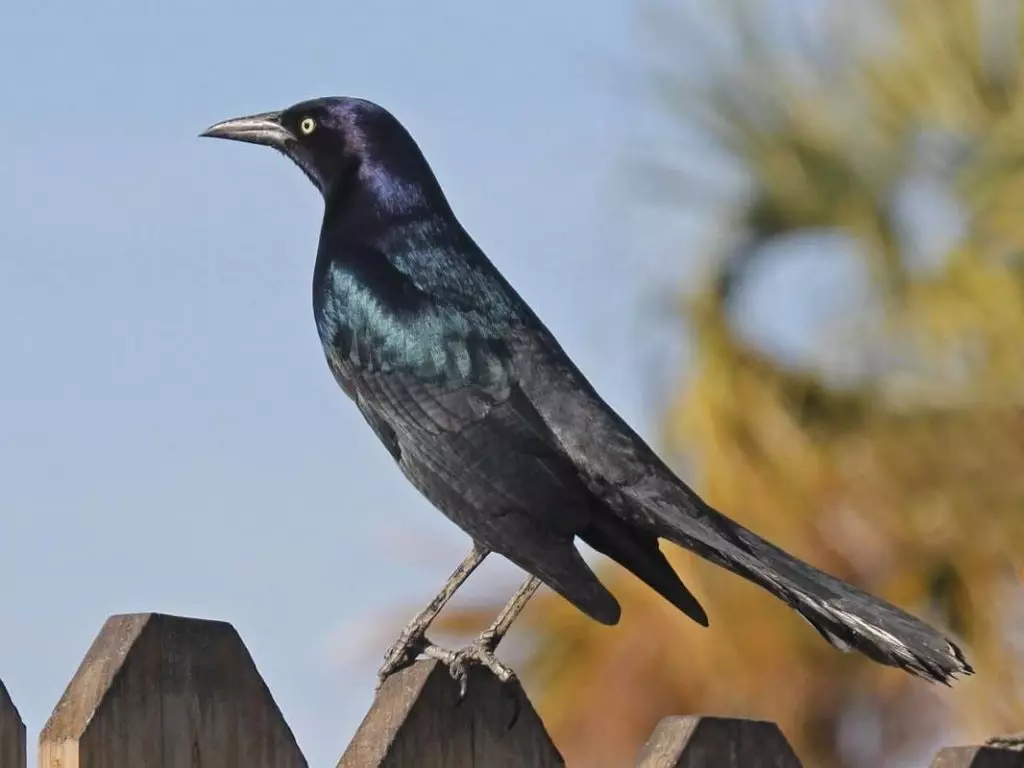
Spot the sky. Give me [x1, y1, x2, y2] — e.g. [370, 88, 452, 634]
[0, 1, 827, 764]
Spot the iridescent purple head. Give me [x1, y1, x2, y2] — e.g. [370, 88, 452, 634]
[201, 96, 436, 208]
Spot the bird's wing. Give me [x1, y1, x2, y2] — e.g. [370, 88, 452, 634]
[348, 348, 586, 540]
[514, 325, 971, 683]
[318, 258, 620, 623]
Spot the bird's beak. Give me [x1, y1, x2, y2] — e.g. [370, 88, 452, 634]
[199, 110, 293, 148]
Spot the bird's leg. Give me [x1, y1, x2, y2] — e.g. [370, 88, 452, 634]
[422, 575, 541, 698]
[477, 575, 541, 652]
[377, 545, 489, 687]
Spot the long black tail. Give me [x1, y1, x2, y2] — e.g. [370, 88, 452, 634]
[640, 484, 972, 684]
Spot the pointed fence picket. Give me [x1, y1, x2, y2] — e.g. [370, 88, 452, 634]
[0, 612, 1015, 767]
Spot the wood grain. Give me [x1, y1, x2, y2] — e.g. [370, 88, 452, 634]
[338, 659, 563, 768]
[39, 612, 306, 768]
[635, 715, 802, 768]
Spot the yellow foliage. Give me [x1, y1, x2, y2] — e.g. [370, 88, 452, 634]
[429, 1, 1024, 765]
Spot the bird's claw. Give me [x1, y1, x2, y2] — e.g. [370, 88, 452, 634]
[377, 626, 429, 689]
[422, 639, 515, 699]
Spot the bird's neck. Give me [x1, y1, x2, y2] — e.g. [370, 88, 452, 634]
[323, 144, 451, 229]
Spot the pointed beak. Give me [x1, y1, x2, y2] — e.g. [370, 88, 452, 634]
[199, 110, 293, 147]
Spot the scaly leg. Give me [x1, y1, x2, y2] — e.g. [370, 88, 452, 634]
[377, 544, 489, 687]
[422, 575, 542, 697]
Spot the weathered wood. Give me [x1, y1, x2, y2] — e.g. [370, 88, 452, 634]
[931, 744, 1024, 767]
[0, 677, 26, 768]
[338, 659, 563, 768]
[39, 612, 307, 768]
[635, 715, 802, 768]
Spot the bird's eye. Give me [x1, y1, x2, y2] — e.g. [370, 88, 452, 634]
[300, 117, 317, 135]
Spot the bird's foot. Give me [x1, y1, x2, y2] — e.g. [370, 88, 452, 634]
[377, 625, 429, 689]
[422, 636, 515, 699]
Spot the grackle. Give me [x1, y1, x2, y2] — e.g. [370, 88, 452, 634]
[201, 97, 972, 693]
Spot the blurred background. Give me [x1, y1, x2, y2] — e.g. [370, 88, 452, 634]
[2, 0, 1023, 766]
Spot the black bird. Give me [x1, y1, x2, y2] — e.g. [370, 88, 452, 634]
[201, 97, 972, 691]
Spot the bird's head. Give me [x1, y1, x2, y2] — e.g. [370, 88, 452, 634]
[201, 96, 436, 207]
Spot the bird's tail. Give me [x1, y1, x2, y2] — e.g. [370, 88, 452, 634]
[645, 488, 972, 684]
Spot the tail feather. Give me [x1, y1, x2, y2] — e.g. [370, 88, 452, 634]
[503, 539, 622, 627]
[745, 534, 972, 683]
[581, 509, 709, 627]
[641, 485, 972, 684]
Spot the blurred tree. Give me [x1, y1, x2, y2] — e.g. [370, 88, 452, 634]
[432, 1, 1024, 765]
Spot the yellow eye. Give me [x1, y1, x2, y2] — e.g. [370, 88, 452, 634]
[300, 117, 316, 135]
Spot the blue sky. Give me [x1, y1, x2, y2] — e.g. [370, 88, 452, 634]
[0, 1, 831, 764]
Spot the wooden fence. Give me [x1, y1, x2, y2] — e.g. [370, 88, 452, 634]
[0, 612, 1019, 767]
